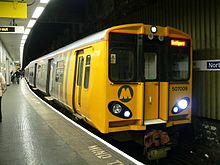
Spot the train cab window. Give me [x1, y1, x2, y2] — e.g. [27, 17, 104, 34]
[84, 55, 91, 89]
[169, 49, 189, 81]
[109, 32, 137, 82]
[109, 49, 135, 81]
[144, 53, 157, 80]
[77, 56, 84, 86]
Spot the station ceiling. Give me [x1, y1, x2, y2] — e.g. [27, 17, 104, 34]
[0, 0, 152, 68]
[22, 0, 87, 68]
[0, 0, 87, 67]
[0, 0, 40, 62]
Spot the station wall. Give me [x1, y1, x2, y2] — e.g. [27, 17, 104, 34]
[0, 39, 16, 85]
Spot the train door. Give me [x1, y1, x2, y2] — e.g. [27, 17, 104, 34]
[49, 56, 65, 102]
[55, 59, 65, 101]
[46, 58, 54, 95]
[144, 52, 159, 122]
[29, 66, 34, 86]
[74, 48, 92, 118]
[143, 46, 167, 125]
[33, 63, 37, 87]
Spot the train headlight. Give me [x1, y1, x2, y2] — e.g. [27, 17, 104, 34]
[124, 110, 131, 118]
[112, 104, 122, 114]
[177, 99, 188, 109]
[173, 107, 179, 113]
[151, 26, 157, 33]
[108, 101, 132, 119]
[172, 97, 190, 114]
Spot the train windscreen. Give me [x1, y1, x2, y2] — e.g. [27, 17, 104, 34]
[168, 45, 190, 81]
[109, 33, 190, 82]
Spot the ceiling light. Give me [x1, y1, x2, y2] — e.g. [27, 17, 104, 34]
[40, 0, 50, 3]
[27, 19, 36, 28]
[24, 28, 31, 35]
[21, 40, 26, 44]
[32, 7, 45, 19]
[22, 35, 28, 40]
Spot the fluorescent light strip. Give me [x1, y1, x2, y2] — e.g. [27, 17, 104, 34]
[32, 7, 45, 19]
[40, 0, 50, 4]
[22, 35, 28, 40]
[27, 19, 36, 28]
[21, 40, 26, 44]
[24, 28, 31, 35]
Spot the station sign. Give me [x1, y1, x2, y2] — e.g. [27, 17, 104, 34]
[207, 61, 220, 69]
[0, 1, 27, 19]
[0, 26, 24, 34]
[193, 59, 220, 71]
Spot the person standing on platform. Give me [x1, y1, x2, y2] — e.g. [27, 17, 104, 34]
[14, 70, 20, 84]
[0, 72, 6, 122]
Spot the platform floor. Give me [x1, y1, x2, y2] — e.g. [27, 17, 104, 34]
[0, 79, 142, 165]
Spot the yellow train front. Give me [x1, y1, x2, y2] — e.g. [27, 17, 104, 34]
[106, 24, 192, 131]
[25, 23, 192, 160]
[105, 24, 192, 159]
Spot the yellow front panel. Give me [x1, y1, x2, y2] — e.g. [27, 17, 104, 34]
[0, 2, 27, 18]
[144, 82, 159, 120]
[107, 83, 146, 132]
[167, 83, 192, 126]
[159, 82, 169, 121]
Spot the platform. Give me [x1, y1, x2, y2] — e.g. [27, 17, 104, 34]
[0, 79, 143, 165]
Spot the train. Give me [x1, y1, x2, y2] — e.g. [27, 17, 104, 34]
[25, 23, 192, 159]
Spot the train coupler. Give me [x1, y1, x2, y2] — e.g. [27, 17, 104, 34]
[144, 146, 171, 160]
[144, 130, 171, 160]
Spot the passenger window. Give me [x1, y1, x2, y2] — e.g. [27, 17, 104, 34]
[144, 53, 157, 80]
[84, 55, 91, 89]
[55, 60, 64, 83]
[77, 57, 84, 86]
[37, 65, 42, 79]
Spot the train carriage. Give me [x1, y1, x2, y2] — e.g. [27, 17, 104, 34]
[26, 63, 37, 87]
[25, 23, 192, 159]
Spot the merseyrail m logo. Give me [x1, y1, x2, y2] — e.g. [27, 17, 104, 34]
[118, 85, 133, 102]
